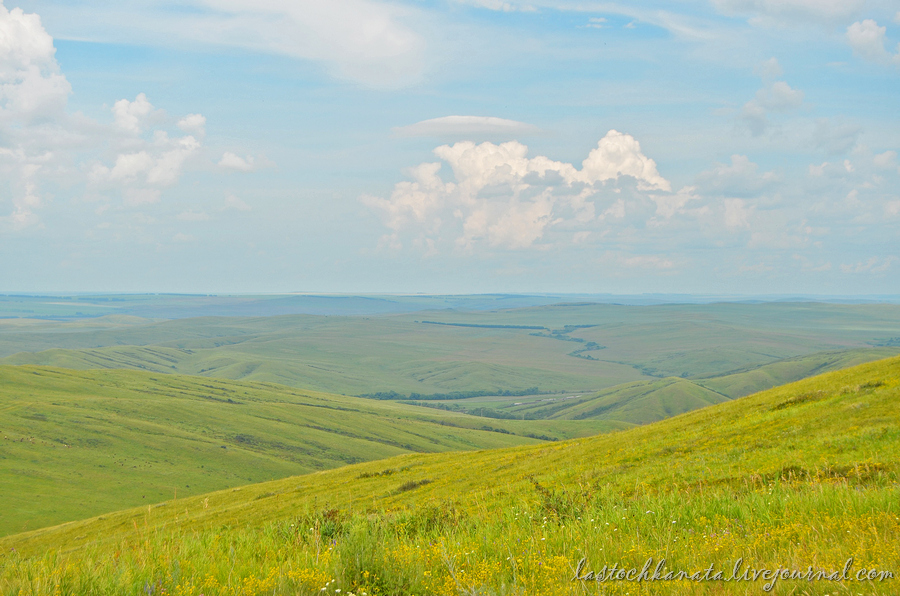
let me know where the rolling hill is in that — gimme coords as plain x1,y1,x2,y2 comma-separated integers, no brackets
2,355,897,595
0,366,620,536
3,302,900,398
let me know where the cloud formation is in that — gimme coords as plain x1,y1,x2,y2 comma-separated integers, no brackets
1,6,209,229
363,130,676,250
712,0,864,25
740,59,804,136
393,116,541,139
0,3,71,228
846,19,900,66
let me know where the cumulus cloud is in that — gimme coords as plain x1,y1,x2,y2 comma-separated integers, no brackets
696,155,780,196
723,198,753,229
393,116,541,139
813,118,861,155
177,113,206,136
363,130,676,250
739,59,804,136
90,129,202,189
0,3,72,228
873,150,898,170
0,4,210,227
112,93,158,134
224,193,252,211
886,200,900,217
846,19,900,66
218,152,256,171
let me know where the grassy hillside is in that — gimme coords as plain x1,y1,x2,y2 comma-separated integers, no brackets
2,356,898,595
400,347,898,425
0,366,620,537
693,347,900,398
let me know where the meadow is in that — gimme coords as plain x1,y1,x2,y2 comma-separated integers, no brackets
0,365,623,536
1,355,898,595
3,302,900,399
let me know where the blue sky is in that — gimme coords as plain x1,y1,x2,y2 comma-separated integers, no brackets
1,0,899,294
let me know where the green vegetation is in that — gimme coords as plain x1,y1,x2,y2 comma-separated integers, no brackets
2,356,898,595
3,302,900,399
0,366,619,536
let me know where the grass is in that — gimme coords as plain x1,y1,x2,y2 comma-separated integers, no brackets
0,366,621,537
3,303,900,399
2,355,898,595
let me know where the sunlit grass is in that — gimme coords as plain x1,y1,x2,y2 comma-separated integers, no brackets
2,356,899,595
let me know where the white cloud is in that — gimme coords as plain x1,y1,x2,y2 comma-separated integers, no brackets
112,93,157,134
739,60,804,136
582,130,671,191
0,3,70,124
847,19,900,65
754,57,782,80
393,116,541,139
696,155,779,195
178,113,206,136
224,193,252,211
453,0,530,11
846,19,900,65
873,150,897,170
650,186,700,219
0,3,72,228
363,130,675,251
813,118,861,155
172,232,196,243
90,131,202,190
723,198,752,229
0,5,210,225
885,200,900,217
218,152,256,171
123,188,161,207
840,256,896,273
37,1,426,88
712,0,864,25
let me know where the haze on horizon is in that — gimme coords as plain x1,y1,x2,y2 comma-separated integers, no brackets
1,0,899,296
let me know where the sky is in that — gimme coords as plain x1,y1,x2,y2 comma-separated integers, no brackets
1,0,899,295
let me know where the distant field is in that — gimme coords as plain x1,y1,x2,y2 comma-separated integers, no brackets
0,366,619,536
412,347,900,424
3,355,897,595
3,302,900,398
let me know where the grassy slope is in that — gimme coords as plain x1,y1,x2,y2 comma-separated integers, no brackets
0,366,621,537
2,356,897,594
408,347,898,425
693,347,900,397
3,303,900,398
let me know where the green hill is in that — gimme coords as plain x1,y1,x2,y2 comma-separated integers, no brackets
4,303,900,398
2,356,898,595
692,347,900,398
509,376,730,422
0,366,619,537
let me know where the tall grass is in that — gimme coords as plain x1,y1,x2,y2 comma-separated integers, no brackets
3,356,899,595
3,481,898,595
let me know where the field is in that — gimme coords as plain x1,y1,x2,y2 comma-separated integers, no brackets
0,365,622,537
3,302,900,399
2,355,898,595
